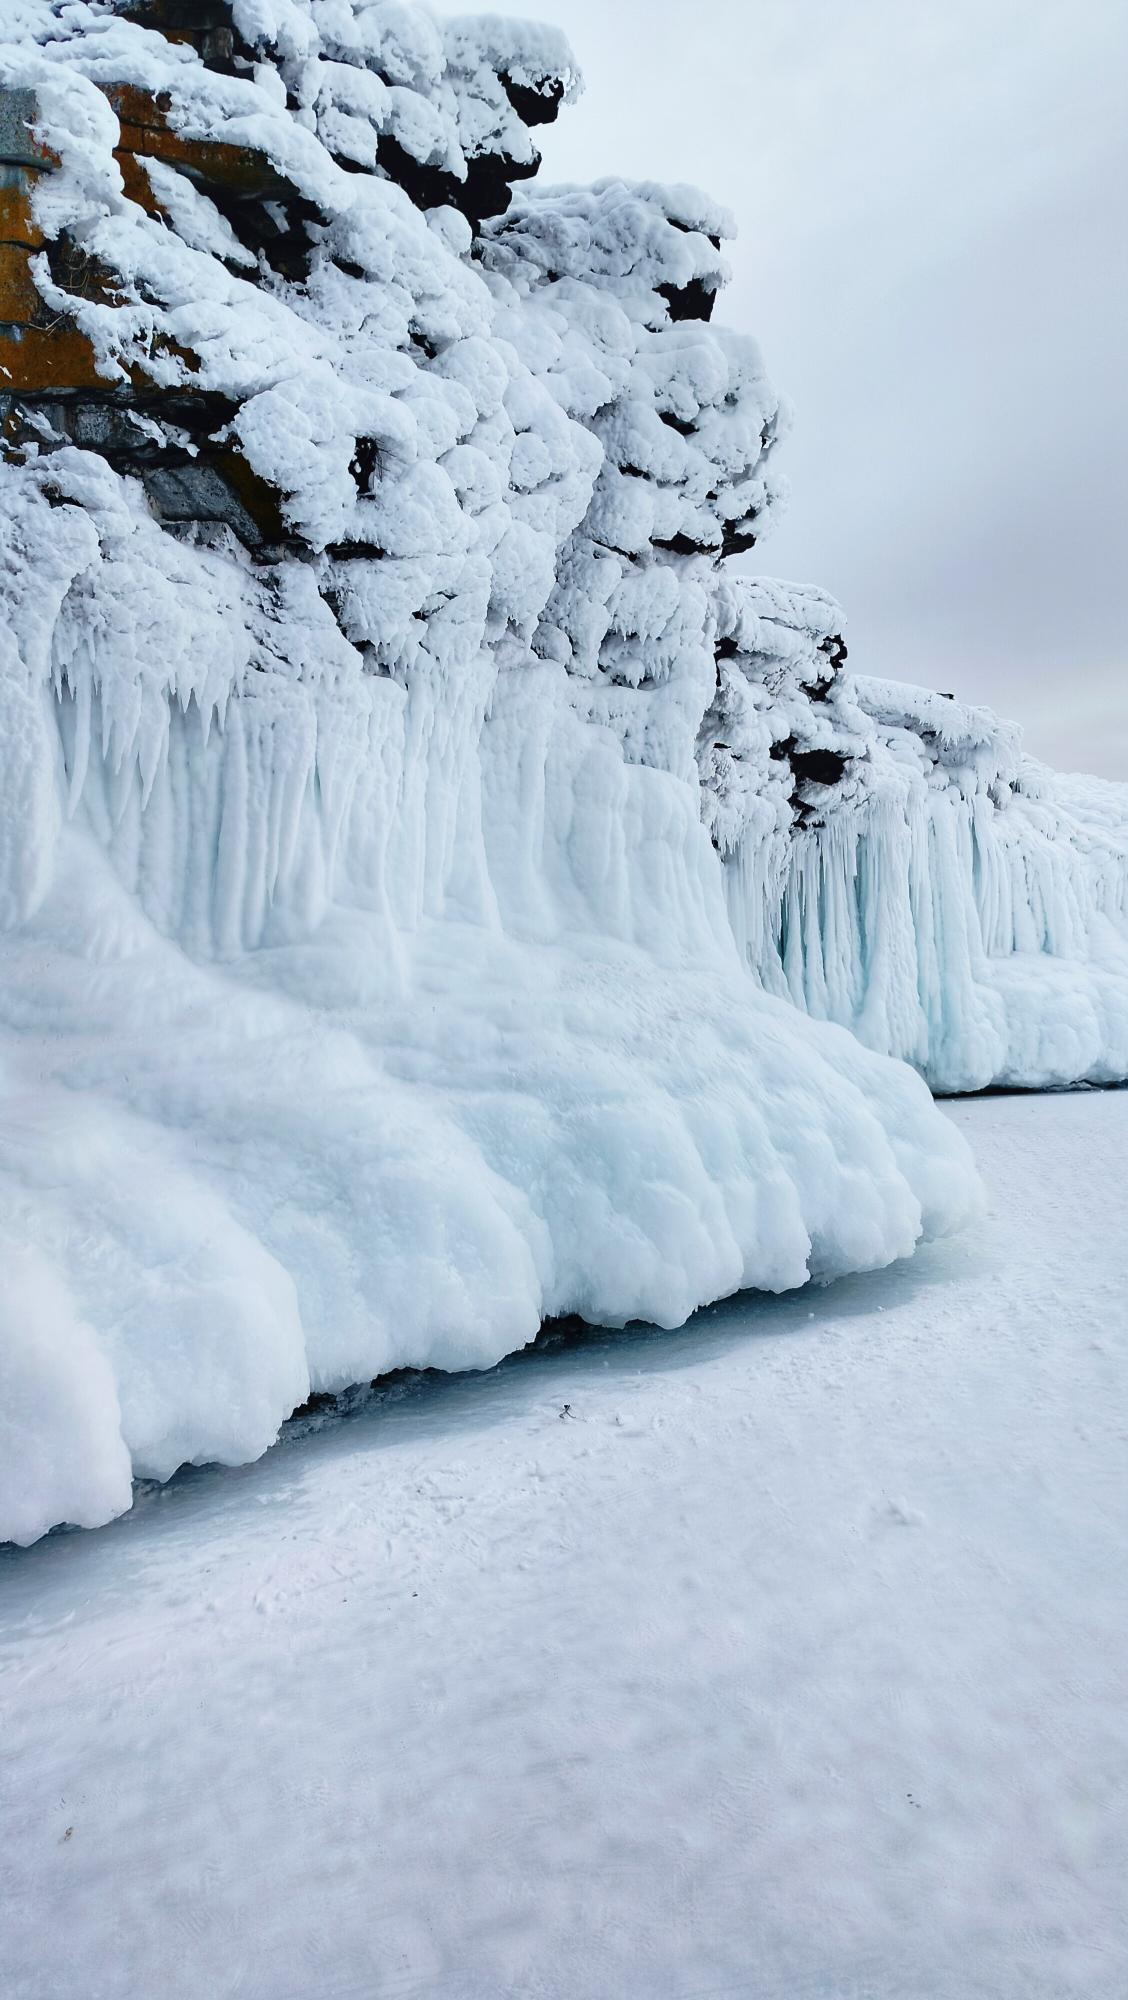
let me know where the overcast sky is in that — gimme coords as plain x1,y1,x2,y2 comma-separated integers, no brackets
512,0,1128,776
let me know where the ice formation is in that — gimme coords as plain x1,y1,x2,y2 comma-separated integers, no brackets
711,596,1128,1093
0,1,1122,1543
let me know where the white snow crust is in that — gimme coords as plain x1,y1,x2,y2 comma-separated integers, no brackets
3,1091,1127,2000
0,1,1123,1543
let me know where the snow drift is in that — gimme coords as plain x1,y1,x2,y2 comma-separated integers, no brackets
0,1,1121,1543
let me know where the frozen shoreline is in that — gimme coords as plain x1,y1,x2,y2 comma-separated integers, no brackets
2,0,1126,1548
3,1087,1126,2000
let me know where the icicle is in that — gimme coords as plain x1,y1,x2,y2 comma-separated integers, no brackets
66,662,92,817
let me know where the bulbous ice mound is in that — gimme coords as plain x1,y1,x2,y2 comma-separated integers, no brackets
0,783,975,1549
0,0,1117,1541
0,468,977,1545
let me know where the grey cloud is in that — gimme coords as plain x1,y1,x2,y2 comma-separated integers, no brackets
513,0,1128,776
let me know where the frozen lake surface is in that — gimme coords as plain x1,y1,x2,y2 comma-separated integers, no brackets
2,1090,1126,1999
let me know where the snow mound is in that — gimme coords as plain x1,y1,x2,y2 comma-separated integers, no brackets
0,0,1118,1543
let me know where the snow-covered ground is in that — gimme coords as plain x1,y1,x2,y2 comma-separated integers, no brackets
2,1088,1126,2000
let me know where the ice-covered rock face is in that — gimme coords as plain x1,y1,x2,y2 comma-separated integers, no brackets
721,662,1128,1094
0,1,787,916
0,1,1121,1543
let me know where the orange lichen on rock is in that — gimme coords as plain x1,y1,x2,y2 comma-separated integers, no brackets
0,74,289,402
101,83,303,205
0,322,111,395
0,239,47,327
0,164,47,249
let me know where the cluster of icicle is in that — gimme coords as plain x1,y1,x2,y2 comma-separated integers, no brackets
714,646,1128,1093
0,0,1123,1543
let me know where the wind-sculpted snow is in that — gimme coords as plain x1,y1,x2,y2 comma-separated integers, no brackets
0,1,1120,1544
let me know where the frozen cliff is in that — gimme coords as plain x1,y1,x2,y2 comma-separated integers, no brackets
709,594,1128,1093
0,0,1123,1544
